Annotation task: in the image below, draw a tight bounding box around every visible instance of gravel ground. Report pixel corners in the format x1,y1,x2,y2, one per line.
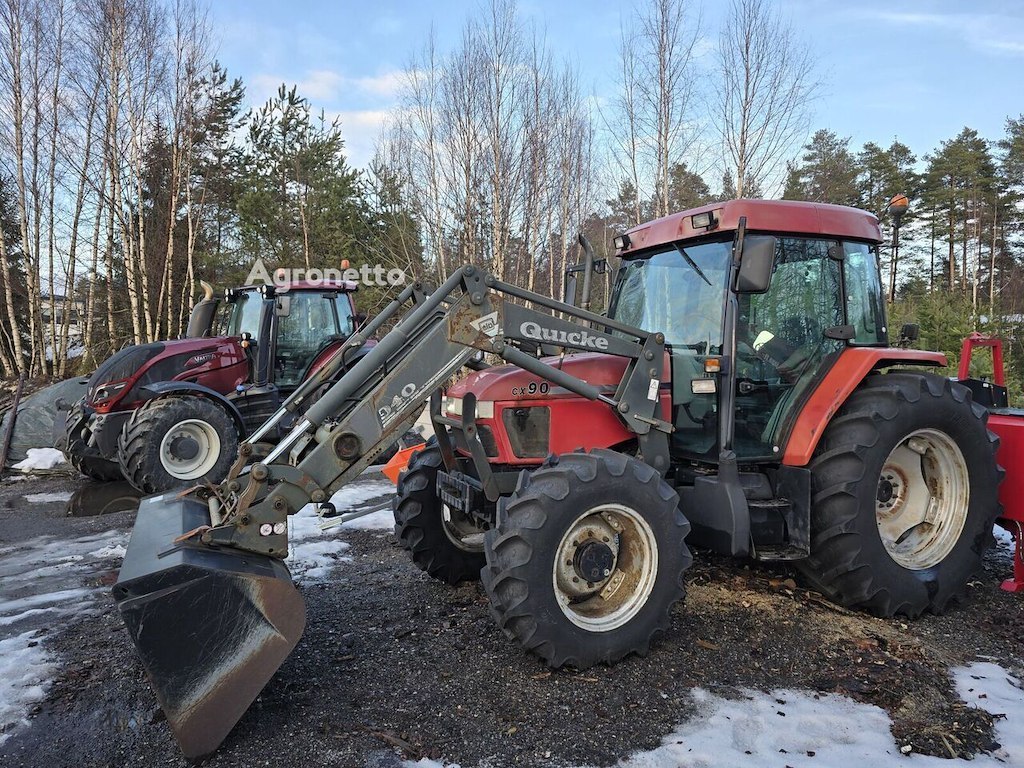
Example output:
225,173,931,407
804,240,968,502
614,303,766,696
0,471,1022,767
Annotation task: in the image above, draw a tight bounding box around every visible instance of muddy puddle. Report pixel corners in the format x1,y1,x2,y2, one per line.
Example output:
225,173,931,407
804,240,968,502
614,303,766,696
64,482,142,518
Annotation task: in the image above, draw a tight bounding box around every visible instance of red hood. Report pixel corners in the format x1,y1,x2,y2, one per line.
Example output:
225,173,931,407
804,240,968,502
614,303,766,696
447,352,634,401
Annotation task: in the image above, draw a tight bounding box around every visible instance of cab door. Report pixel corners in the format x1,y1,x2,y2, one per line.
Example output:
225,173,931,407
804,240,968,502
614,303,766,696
733,238,845,459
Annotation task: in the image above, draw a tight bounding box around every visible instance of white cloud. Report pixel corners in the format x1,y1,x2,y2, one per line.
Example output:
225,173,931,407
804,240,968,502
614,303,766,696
351,71,406,99
331,109,392,169
857,10,1024,57
248,68,406,107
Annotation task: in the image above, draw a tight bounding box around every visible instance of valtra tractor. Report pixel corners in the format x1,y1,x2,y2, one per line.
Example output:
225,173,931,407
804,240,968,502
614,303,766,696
111,199,1022,758
62,277,368,493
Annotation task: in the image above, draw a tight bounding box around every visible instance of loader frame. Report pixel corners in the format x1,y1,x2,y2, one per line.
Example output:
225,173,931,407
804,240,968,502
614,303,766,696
193,265,673,559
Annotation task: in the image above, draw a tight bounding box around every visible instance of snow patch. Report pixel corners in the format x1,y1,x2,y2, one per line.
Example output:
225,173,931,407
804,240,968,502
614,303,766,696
994,523,1016,555
593,663,1024,768
955,662,1024,763
287,478,397,581
44,342,85,362
288,504,351,582
12,448,68,472
24,491,74,504
0,631,54,745
330,479,397,530
0,529,127,743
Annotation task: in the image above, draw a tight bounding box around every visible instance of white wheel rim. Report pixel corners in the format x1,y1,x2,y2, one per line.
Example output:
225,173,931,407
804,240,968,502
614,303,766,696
875,428,970,570
551,503,658,632
159,419,221,480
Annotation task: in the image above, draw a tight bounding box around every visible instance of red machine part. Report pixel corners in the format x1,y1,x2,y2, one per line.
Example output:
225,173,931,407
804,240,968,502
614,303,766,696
958,332,1006,385
91,337,249,414
445,352,672,465
959,333,1022,592
984,413,1024,592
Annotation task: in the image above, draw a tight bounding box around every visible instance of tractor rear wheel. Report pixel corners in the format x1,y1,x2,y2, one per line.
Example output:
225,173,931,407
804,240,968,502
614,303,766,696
483,449,691,669
393,441,487,584
64,400,123,482
117,396,239,494
800,372,1001,617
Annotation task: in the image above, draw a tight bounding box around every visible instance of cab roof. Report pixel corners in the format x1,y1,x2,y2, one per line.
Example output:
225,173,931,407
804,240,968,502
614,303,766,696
617,199,882,256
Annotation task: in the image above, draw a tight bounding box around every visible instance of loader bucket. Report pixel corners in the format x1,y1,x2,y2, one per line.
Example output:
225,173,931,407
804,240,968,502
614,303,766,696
112,494,305,758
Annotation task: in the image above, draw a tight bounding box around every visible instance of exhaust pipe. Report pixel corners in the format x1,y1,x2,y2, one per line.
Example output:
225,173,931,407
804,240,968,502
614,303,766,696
113,494,305,758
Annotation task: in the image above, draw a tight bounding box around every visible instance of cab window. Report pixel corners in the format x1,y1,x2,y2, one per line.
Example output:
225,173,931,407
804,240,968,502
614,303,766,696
275,292,349,387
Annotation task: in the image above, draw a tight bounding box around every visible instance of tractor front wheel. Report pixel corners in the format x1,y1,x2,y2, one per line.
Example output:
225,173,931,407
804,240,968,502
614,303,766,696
483,449,691,669
393,442,487,584
117,396,239,494
800,372,1001,617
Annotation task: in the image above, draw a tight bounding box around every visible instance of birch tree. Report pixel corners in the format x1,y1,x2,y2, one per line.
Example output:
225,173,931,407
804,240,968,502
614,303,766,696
716,0,817,198
610,0,702,220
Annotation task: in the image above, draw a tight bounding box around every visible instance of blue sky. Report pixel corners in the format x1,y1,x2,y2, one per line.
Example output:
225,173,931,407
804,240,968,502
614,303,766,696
212,0,1024,183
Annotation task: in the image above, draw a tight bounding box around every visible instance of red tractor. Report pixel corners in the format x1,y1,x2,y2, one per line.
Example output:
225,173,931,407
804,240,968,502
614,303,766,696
112,199,1018,757
62,278,367,493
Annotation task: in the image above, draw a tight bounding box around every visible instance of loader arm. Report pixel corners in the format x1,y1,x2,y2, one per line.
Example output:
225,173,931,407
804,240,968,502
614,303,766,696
199,264,670,559
112,264,669,758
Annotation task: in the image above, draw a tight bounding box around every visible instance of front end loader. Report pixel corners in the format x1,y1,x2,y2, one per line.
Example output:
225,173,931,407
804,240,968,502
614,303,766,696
114,199,1004,758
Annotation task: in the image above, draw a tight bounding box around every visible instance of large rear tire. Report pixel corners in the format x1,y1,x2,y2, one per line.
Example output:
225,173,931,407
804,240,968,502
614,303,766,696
483,449,691,669
799,372,1001,617
117,396,239,494
393,442,487,584
64,400,123,482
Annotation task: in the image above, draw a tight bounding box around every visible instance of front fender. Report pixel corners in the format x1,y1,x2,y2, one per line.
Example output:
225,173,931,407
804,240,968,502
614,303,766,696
137,381,246,434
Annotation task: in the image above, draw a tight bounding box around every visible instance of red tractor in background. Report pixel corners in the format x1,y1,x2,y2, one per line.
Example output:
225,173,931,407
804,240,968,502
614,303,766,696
62,278,369,494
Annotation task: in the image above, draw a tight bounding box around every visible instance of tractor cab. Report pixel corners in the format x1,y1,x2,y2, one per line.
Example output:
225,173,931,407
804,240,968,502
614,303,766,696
212,280,359,393
608,200,888,464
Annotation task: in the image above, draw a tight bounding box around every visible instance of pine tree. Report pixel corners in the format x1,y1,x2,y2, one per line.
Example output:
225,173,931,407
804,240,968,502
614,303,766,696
782,129,859,206
237,85,369,270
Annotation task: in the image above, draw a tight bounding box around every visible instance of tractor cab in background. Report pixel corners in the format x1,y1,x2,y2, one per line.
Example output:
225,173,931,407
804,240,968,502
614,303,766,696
208,281,362,391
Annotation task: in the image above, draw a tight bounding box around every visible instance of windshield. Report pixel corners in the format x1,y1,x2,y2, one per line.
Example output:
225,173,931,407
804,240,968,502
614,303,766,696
609,240,732,351
215,290,263,338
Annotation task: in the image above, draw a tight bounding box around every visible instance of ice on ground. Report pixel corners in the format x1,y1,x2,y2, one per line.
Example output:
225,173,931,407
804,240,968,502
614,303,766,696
955,662,1024,764
288,478,396,580
0,631,54,745
24,491,74,503
0,529,127,744
331,479,397,530
12,448,68,472
594,663,1023,768
994,522,1016,554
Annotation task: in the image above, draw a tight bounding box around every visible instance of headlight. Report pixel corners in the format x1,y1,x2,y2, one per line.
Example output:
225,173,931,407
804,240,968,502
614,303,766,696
95,381,129,401
445,396,494,419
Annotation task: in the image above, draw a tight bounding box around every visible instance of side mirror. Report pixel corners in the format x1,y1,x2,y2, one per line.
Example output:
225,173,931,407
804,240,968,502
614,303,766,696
899,323,920,346
736,235,777,293
352,311,367,332
275,295,291,317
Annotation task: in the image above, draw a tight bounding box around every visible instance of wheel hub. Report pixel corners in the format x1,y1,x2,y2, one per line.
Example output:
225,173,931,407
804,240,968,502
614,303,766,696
573,539,615,583
169,435,200,461
158,418,222,480
552,505,659,632
875,428,969,570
